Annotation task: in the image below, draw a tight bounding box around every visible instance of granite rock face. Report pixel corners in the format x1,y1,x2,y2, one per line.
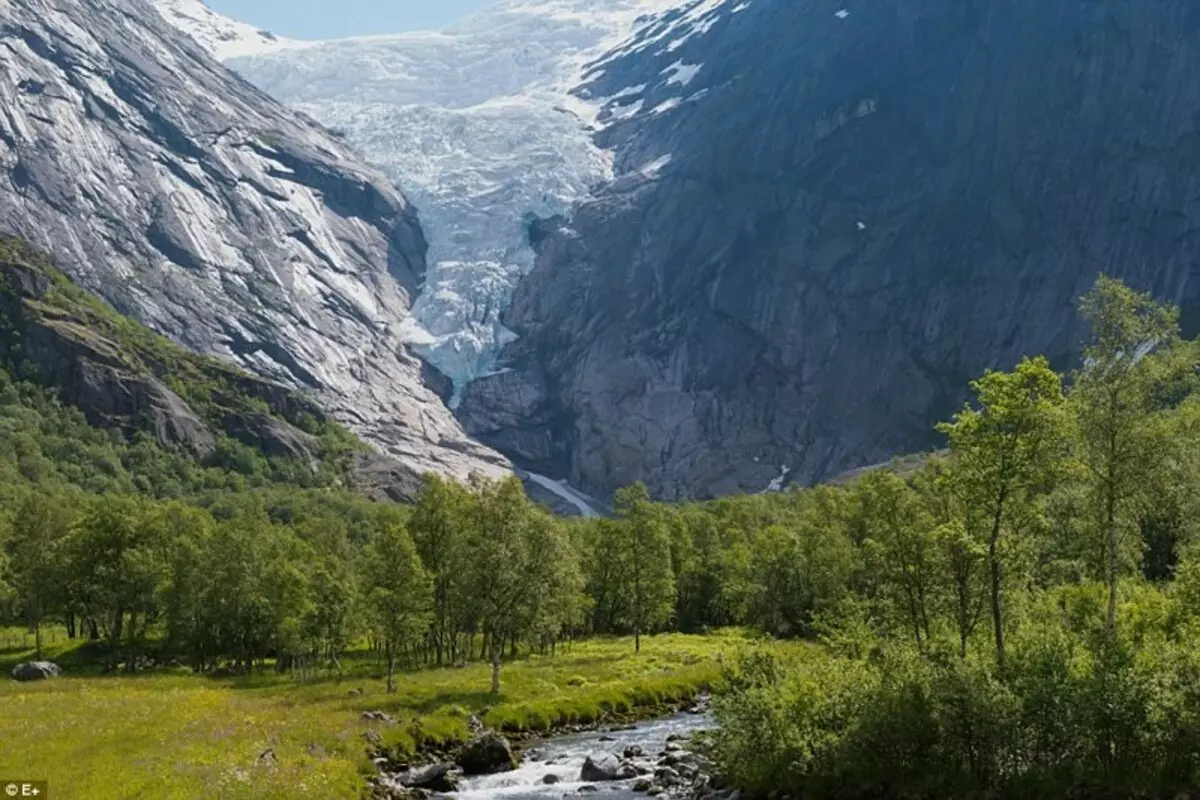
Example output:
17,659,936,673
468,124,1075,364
0,0,509,485
461,0,1200,501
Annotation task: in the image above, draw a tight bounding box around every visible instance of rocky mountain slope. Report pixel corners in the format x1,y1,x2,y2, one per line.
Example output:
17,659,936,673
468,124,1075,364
0,0,509,487
459,0,1200,501
198,0,686,399
0,236,344,476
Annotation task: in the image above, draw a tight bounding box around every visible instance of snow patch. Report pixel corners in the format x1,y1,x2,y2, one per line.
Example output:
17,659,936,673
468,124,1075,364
661,59,703,87
155,0,303,59
650,97,683,114
638,153,673,176
764,466,791,493
526,473,603,517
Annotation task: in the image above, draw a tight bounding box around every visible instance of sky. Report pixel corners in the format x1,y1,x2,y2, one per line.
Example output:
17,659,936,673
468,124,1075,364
205,0,495,39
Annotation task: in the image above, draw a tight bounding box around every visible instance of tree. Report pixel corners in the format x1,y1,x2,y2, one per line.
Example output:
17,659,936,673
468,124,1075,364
612,483,675,652
363,524,432,693
407,474,473,664
858,470,940,648
4,491,73,657
938,356,1066,667
462,476,561,694
162,504,219,672
1070,276,1179,638
65,494,168,669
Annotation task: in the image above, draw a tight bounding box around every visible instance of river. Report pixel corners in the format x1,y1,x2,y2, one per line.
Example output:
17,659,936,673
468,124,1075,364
449,712,716,799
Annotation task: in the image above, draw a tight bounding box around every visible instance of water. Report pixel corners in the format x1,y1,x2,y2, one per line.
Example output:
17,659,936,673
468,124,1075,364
450,712,715,799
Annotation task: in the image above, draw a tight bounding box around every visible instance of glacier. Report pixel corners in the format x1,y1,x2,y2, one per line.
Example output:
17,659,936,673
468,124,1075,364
162,0,710,399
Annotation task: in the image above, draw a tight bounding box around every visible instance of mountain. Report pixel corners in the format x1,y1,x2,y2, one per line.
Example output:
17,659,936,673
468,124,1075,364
0,236,352,480
458,0,1200,501
180,0,686,400
0,0,509,491
155,0,299,59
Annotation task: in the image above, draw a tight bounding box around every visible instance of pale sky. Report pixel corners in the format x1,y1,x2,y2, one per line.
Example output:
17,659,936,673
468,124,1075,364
205,0,495,39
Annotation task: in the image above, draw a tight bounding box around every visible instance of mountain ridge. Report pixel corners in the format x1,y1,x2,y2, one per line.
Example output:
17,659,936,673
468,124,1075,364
1,0,511,489
460,0,1200,500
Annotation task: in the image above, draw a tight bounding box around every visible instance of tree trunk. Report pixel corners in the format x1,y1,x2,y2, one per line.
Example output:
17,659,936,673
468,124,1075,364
386,641,396,694
988,491,1007,670
490,647,501,695
1105,477,1119,639
635,627,641,653
66,612,76,640
34,618,42,660
989,534,1004,670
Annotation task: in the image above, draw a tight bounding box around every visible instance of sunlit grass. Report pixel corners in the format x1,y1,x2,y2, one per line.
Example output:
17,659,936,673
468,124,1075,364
0,629,756,799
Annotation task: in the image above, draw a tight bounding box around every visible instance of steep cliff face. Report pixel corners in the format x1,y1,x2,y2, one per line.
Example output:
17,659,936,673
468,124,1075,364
460,0,1200,501
0,0,509,484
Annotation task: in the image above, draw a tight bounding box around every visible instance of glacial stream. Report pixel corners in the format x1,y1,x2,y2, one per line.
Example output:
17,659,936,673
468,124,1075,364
449,712,716,799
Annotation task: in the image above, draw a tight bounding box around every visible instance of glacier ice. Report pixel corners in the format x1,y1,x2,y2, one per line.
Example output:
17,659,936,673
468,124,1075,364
165,0,714,398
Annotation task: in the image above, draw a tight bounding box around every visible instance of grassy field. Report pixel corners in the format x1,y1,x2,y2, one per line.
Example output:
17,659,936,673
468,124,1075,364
0,629,750,799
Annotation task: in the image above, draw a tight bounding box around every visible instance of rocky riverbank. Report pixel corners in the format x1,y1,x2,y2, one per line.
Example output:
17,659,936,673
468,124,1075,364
369,693,742,799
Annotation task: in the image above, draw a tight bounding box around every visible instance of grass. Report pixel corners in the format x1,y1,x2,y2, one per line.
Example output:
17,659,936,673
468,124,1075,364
0,628,756,799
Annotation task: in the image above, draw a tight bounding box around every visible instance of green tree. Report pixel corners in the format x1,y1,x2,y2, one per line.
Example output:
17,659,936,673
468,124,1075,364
938,356,1066,667
462,476,569,693
407,474,473,664
363,524,432,693
1070,277,1179,637
65,494,169,669
612,483,675,652
4,490,74,657
857,470,941,648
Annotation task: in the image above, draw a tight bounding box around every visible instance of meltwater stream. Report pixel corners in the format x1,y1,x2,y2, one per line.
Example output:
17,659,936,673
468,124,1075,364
450,712,715,799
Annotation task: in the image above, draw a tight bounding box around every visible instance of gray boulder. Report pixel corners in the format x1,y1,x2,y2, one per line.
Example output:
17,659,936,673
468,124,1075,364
457,733,517,775
12,661,61,681
580,752,621,782
392,762,460,792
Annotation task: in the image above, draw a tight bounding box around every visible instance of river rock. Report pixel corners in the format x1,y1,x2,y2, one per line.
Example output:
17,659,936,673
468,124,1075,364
457,733,518,775
633,778,653,793
624,745,644,759
655,766,681,787
392,762,460,792
615,763,639,780
541,773,560,784
580,752,621,781
11,661,61,681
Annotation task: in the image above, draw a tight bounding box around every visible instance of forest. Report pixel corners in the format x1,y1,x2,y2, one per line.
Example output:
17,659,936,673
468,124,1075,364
3,273,1200,798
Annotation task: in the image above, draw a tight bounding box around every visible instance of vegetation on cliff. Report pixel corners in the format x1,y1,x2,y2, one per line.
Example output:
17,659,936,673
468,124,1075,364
704,277,1200,799
3,238,1197,799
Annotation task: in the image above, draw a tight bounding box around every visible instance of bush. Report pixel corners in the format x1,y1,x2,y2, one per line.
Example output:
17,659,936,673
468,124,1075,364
711,620,1200,799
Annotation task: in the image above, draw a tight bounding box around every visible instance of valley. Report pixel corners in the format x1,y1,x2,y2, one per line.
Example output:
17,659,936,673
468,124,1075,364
3,0,1200,798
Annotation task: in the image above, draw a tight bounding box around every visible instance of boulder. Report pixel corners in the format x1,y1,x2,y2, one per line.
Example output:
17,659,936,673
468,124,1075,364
393,762,460,792
11,661,61,681
580,752,621,782
541,773,561,784
457,733,517,775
